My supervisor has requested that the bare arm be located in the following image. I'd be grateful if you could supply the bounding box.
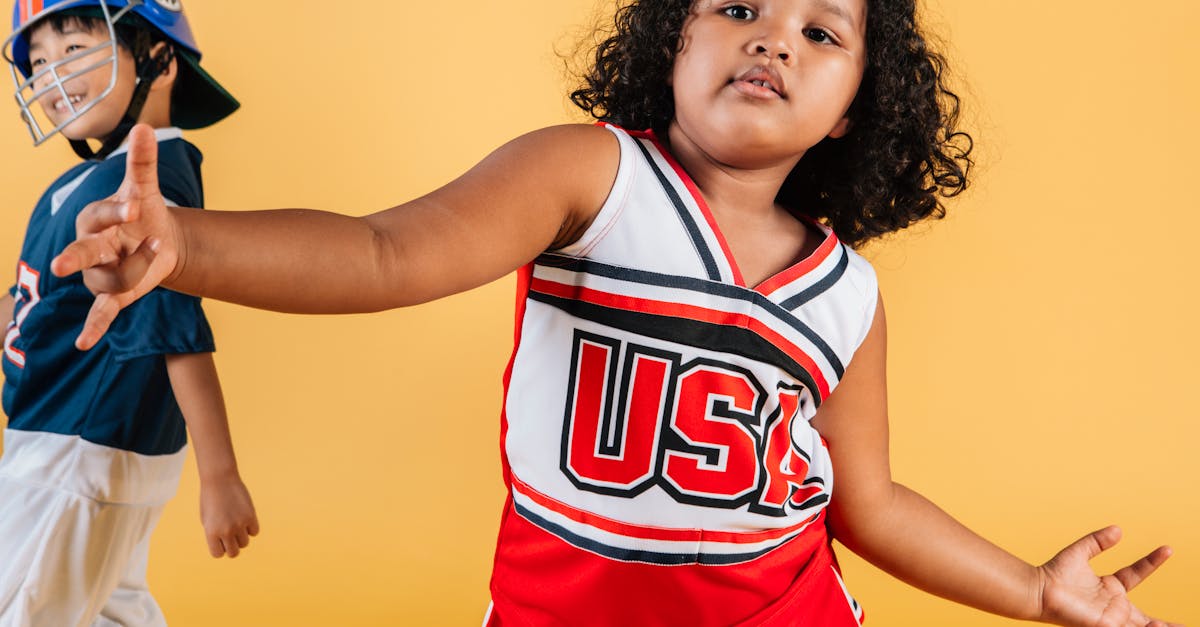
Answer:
[52,124,619,347]
[166,351,259,558]
[1,292,12,334]
[812,294,1177,626]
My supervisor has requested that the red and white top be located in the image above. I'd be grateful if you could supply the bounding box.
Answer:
[489,125,877,626]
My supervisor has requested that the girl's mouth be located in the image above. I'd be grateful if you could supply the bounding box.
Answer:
[732,66,786,99]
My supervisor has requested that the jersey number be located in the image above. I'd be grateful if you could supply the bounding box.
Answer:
[4,262,42,369]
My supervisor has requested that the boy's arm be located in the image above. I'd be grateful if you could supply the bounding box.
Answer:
[166,351,259,558]
[52,123,620,349]
[812,294,1178,627]
[1,292,13,333]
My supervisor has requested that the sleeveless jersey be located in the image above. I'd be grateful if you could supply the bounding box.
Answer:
[489,125,878,625]
[2,128,215,456]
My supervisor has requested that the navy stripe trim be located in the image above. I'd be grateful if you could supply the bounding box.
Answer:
[513,500,787,566]
[779,246,850,311]
[528,291,824,406]
[794,493,830,511]
[631,138,723,282]
[535,254,845,379]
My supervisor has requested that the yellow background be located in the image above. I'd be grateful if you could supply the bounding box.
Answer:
[1,1,1197,625]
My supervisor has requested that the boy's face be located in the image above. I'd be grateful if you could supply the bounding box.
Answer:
[670,0,866,168]
[24,17,136,142]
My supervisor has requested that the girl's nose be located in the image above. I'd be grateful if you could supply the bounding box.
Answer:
[753,42,791,63]
[747,23,798,63]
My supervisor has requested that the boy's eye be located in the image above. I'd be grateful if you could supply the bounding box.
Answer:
[804,28,836,45]
[65,44,84,54]
[722,5,756,20]
[30,57,45,67]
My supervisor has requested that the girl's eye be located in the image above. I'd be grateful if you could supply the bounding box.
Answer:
[722,5,756,20]
[804,28,836,45]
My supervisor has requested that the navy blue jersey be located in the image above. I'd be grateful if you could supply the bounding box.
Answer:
[2,130,215,455]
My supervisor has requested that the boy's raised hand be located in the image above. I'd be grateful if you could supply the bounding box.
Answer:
[51,124,181,351]
[1038,526,1182,627]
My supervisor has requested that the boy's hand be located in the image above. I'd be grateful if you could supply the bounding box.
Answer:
[1037,526,1181,627]
[51,124,181,351]
[199,473,260,558]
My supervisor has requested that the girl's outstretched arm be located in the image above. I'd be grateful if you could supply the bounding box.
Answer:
[52,123,619,349]
[814,294,1180,627]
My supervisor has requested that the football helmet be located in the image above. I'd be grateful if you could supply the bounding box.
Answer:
[3,0,237,155]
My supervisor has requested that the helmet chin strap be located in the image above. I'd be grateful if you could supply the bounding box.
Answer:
[69,43,175,161]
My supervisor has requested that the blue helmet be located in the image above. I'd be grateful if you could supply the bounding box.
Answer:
[3,0,237,148]
[10,0,202,68]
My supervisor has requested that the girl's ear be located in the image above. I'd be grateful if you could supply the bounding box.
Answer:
[148,42,178,93]
[828,116,852,139]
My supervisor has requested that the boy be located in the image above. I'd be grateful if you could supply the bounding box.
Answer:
[0,1,257,624]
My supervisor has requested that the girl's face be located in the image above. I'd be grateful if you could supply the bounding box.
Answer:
[669,0,867,169]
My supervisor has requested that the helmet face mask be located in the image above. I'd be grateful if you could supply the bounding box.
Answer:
[2,0,135,145]
[3,0,237,155]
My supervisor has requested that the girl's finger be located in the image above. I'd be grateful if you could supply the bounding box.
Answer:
[1113,545,1173,592]
[84,241,158,296]
[76,293,123,351]
[75,197,137,239]
[1051,526,1122,565]
[72,245,164,351]
[122,124,161,193]
[50,232,122,278]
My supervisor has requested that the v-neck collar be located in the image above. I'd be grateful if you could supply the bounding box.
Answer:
[633,128,840,297]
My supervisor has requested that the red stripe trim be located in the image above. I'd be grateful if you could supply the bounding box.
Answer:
[754,226,840,297]
[511,475,821,545]
[628,129,746,287]
[530,277,831,399]
[489,264,528,624]
[498,264,535,489]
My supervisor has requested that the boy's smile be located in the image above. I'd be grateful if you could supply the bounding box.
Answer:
[26,20,135,142]
[669,0,867,171]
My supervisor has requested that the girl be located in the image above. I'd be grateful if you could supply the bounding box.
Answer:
[51,0,1178,625]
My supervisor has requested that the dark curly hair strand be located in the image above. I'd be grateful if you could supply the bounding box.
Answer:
[571,0,973,248]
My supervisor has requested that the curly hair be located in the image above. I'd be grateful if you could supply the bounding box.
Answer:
[570,0,973,248]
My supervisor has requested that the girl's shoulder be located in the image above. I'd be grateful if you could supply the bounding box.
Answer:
[508,123,620,168]
[471,123,620,210]
[492,124,622,249]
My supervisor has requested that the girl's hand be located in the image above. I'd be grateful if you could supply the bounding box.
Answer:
[51,124,180,351]
[1038,526,1181,627]
[199,473,260,558]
